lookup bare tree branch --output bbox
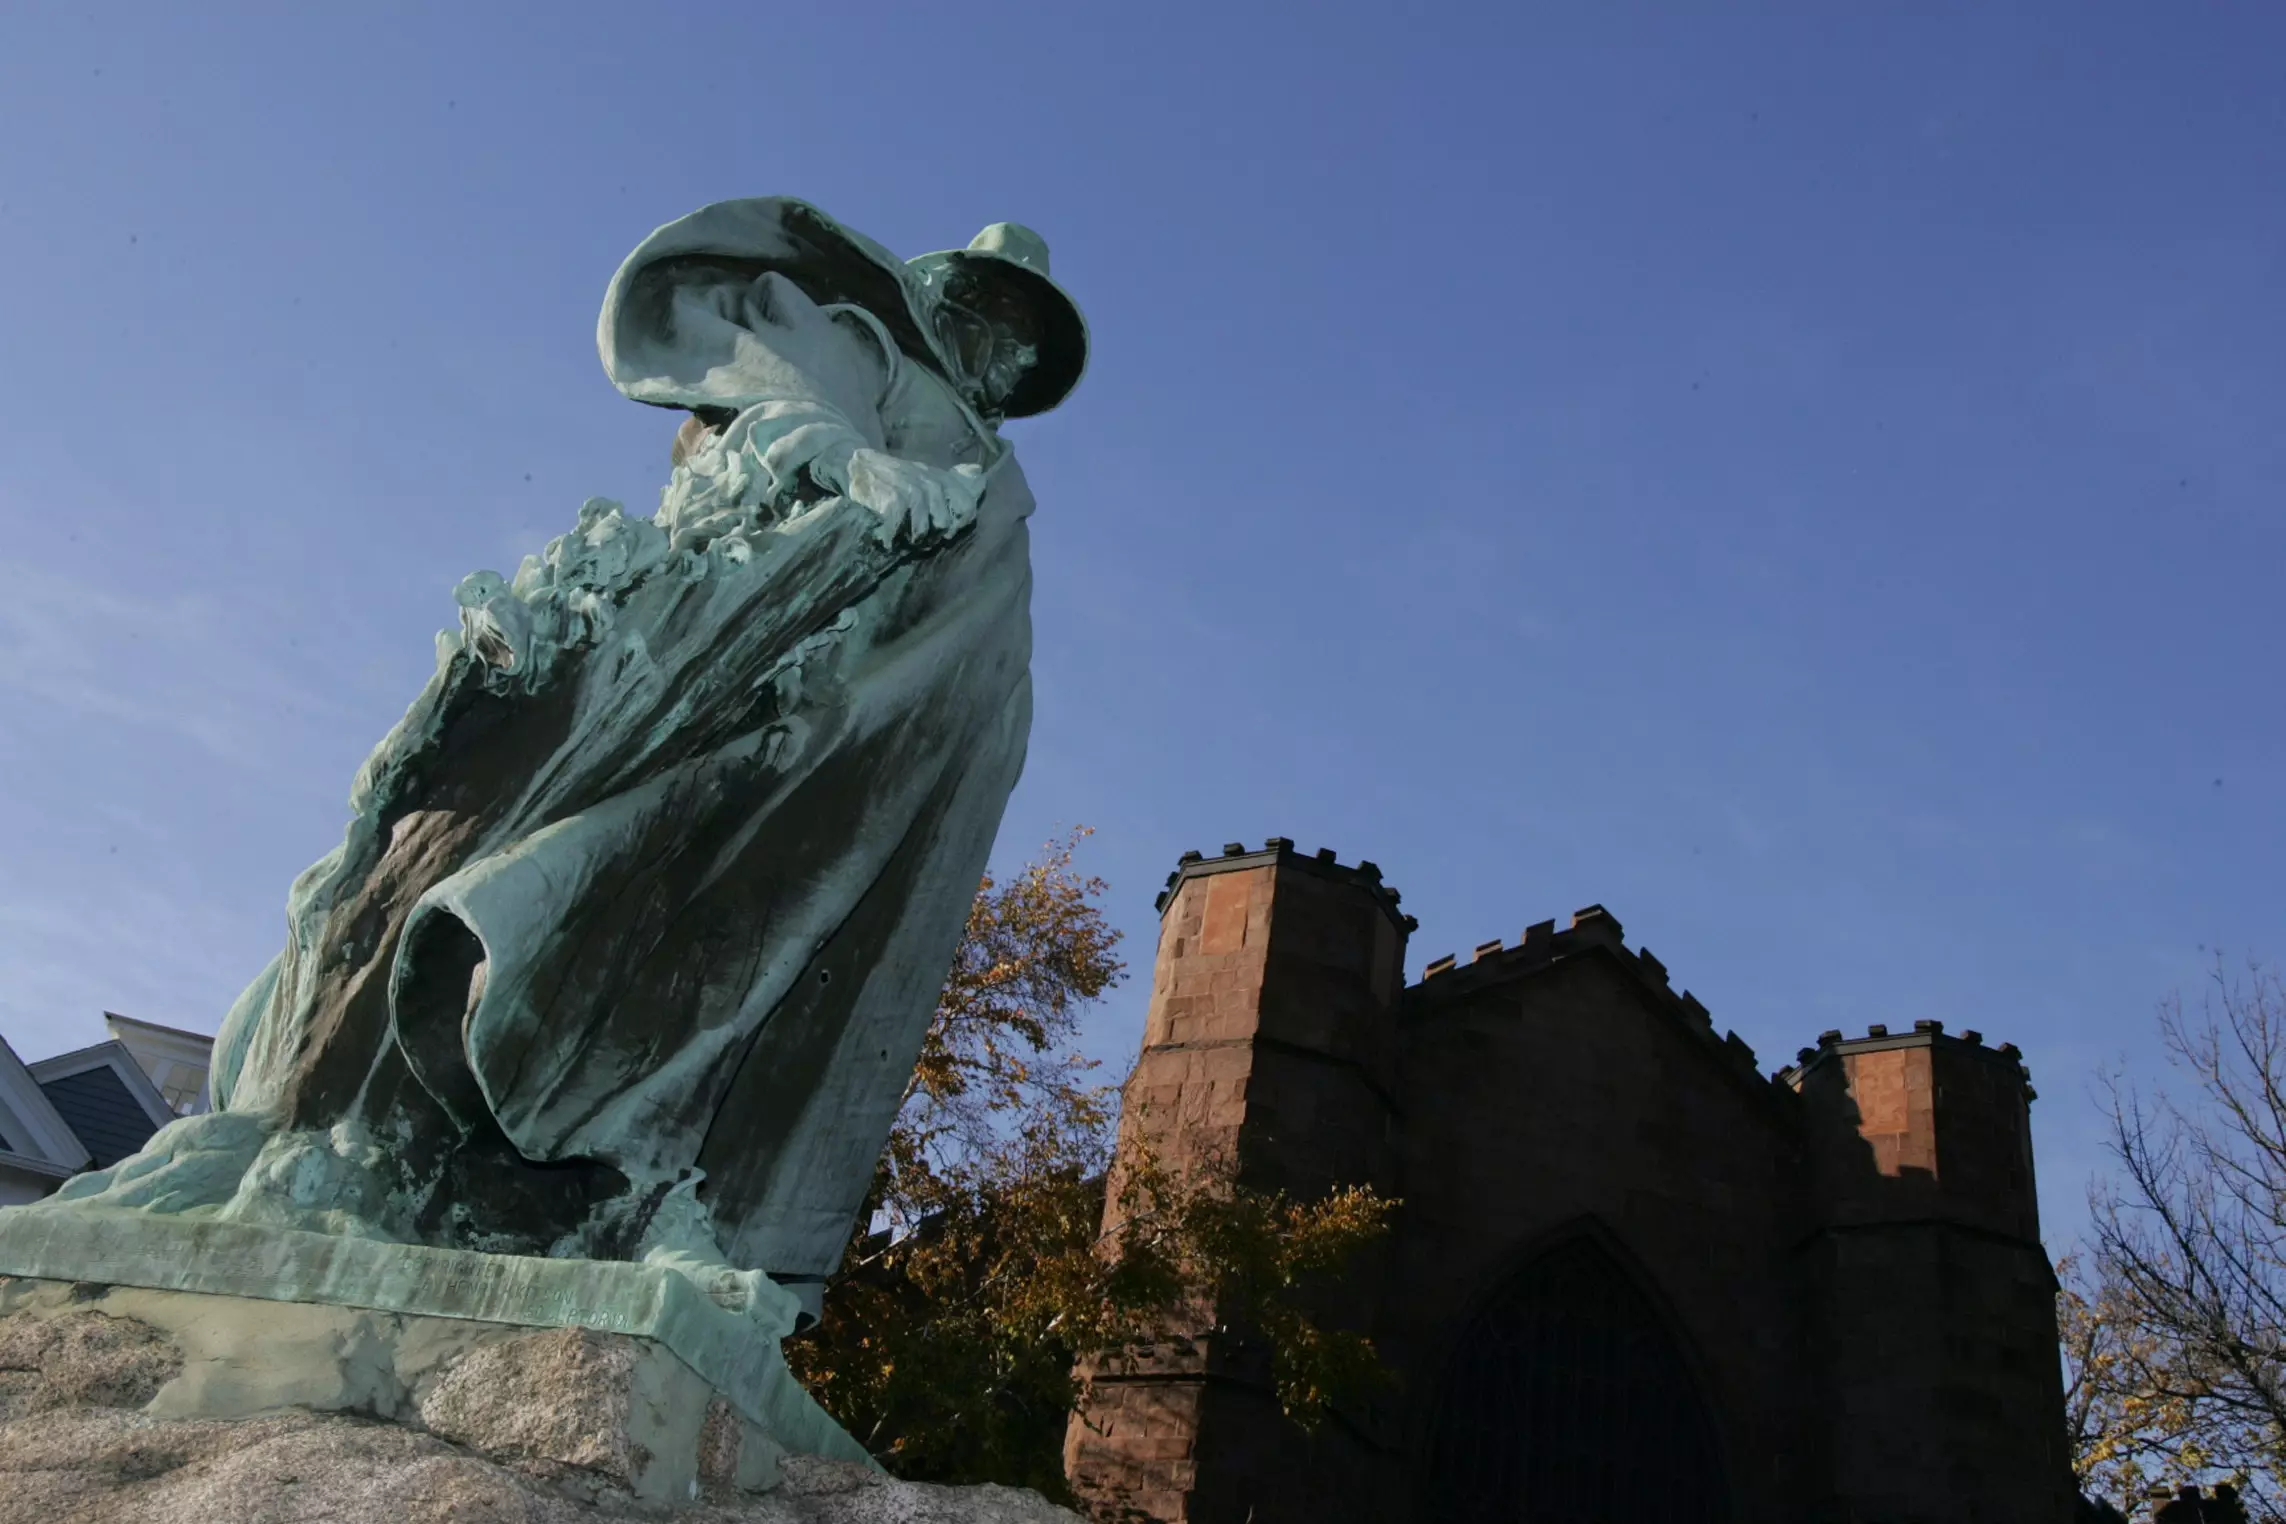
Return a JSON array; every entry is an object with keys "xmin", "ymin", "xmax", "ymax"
[{"xmin": 2078, "ymin": 958, "xmax": 2286, "ymax": 1517}]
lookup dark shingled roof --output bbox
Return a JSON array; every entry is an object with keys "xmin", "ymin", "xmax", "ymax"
[{"xmin": 39, "ymin": 1065, "xmax": 160, "ymax": 1167}]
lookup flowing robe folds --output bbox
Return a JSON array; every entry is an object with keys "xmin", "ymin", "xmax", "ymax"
[{"xmin": 207, "ymin": 203, "xmax": 1034, "ymax": 1285}]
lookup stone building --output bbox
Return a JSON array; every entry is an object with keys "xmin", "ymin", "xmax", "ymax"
[{"xmin": 1064, "ymin": 839, "xmax": 2075, "ymax": 1524}]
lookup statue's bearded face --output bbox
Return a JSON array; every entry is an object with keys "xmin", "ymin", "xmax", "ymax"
[{"xmin": 932, "ymin": 283, "xmax": 1039, "ymax": 418}]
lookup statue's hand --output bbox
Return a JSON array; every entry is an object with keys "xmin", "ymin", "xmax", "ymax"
[{"xmin": 841, "ymin": 449, "xmax": 986, "ymax": 549}]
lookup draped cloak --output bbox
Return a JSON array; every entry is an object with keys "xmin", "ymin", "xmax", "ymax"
[{"xmin": 210, "ymin": 200, "xmax": 1035, "ymax": 1284}]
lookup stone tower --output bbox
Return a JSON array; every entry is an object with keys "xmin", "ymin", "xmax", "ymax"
[
  {"xmin": 1063, "ymin": 839, "xmax": 1411, "ymax": 1524},
  {"xmin": 1789, "ymin": 1024, "xmax": 2077, "ymax": 1522}
]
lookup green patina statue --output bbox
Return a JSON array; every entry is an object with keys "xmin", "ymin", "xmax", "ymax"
[{"xmin": 5, "ymin": 200, "xmax": 1087, "ymax": 1336}]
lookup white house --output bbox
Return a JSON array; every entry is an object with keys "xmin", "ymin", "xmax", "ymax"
[
  {"xmin": 0, "ymin": 1014, "xmax": 211, "ymax": 1206},
  {"xmin": 101, "ymin": 1013, "xmax": 215, "ymax": 1116}
]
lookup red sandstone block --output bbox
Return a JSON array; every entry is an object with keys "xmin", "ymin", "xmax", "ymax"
[
  {"xmin": 1132, "ymin": 1436, "xmax": 1197, "ymax": 1460},
  {"xmin": 1199, "ymin": 886, "xmax": 1254, "ymax": 956},
  {"xmin": 1142, "ymin": 1411, "xmax": 1198, "ymax": 1440}
]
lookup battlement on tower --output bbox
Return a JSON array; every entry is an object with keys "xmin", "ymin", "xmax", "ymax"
[
  {"xmin": 1787, "ymin": 1010, "xmax": 2046, "ymax": 1249},
  {"xmin": 1779, "ymin": 1020, "xmax": 2038, "ymax": 1100},
  {"xmin": 1153, "ymin": 836, "xmax": 1416, "ymax": 931}
]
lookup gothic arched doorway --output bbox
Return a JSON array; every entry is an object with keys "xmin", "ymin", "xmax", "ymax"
[{"xmin": 1422, "ymin": 1233, "xmax": 1732, "ymax": 1523}]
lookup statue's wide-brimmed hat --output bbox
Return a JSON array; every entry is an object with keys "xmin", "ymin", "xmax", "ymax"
[
  {"xmin": 599, "ymin": 198, "xmax": 1086, "ymax": 418},
  {"xmin": 599, "ymin": 198, "xmax": 941, "ymax": 412},
  {"xmin": 905, "ymin": 224, "xmax": 1089, "ymax": 418}
]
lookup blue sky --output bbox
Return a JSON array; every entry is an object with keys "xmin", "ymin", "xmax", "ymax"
[{"xmin": 1, "ymin": 3, "xmax": 2280, "ymax": 1249}]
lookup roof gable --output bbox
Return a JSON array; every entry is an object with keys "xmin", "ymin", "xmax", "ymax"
[
  {"xmin": 29, "ymin": 1040, "xmax": 175, "ymax": 1167},
  {"xmin": 1404, "ymin": 905, "xmax": 1785, "ymax": 1110},
  {"xmin": 0, "ymin": 1032, "xmax": 92, "ymax": 1171}
]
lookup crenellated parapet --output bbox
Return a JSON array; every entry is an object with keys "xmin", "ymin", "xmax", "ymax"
[
  {"xmin": 1780, "ymin": 1019, "xmax": 2036, "ymax": 1097},
  {"xmin": 1407, "ymin": 904, "xmax": 1774, "ymax": 1093},
  {"xmin": 1153, "ymin": 836, "xmax": 1415, "ymax": 933}
]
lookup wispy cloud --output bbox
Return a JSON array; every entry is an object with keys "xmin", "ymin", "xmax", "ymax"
[
  {"xmin": 0, "ymin": 551, "xmax": 374, "ymax": 788},
  {"xmin": 0, "ymin": 542, "xmax": 385, "ymax": 1054},
  {"xmin": 0, "ymin": 860, "xmax": 279, "ymax": 1060}
]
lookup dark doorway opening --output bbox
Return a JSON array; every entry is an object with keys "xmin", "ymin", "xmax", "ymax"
[{"xmin": 1423, "ymin": 1234, "xmax": 1732, "ymax": 1523}]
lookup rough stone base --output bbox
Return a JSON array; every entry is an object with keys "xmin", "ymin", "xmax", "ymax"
[
  {"xmin": 0, "ymin": 1286, "xmax": 1081, "ymax": 1522},
  {"xmin": 1, "ymin": 1277, "xmax": 795, "ymax": 1504},
  {"xmin": 0, "ymin": 1202, "xmax": 867, "ymax": 1470}
]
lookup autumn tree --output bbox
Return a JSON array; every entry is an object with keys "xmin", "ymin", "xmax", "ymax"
[
  {"xmin": 785, "ymin": 830, "xmax": 1394, "ymax": 1501},
  {"xmin": 2070, "ymin": 958, "xmax": 2286, "ymax": 1518},
  {"xmin": 2061, "ymin": 1251, "xmax": 2203, "ymax": 1515}
]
